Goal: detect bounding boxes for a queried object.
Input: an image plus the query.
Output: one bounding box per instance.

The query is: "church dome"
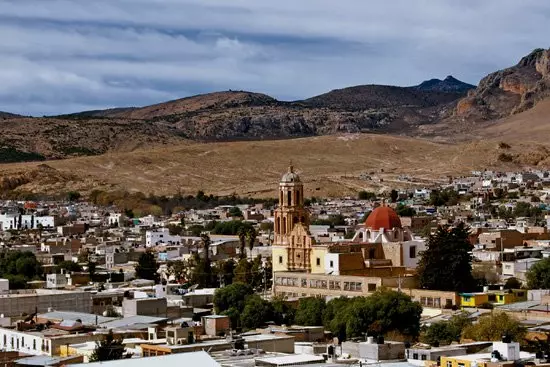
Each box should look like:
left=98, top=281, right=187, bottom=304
left=281, top=165, right=301, bottom=183
left=365, top=205, right=402, bottom=230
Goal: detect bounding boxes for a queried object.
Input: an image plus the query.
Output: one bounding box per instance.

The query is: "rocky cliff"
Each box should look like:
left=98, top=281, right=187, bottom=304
left=455, top=48, right=550, bottom=120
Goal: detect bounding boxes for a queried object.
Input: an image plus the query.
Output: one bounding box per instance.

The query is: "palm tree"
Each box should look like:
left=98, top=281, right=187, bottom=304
left=200, top=233, right=211, bottom=263
left=237, top=227, right=246, bottom=259
left=246, top=228, right=257, bottom=259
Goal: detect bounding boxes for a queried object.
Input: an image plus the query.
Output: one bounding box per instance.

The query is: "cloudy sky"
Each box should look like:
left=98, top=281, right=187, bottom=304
left=1, top=0, right=549, bottom=116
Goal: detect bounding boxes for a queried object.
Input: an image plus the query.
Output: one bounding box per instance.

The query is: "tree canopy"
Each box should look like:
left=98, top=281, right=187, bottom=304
left=213, top=282, right=254, bottom=327
left=89, top=330, right=127, bottom=362
left=462, top=312, right=525, bottom=342
left=295, top=297, right=326, bottom=326
left=240, top=295, right=274, bottom=329
left=211, top=220, right=254, bottom=235
left=395, top=203, right=416, bottom=217
left=0, top=251, right=43, bottom=289
left=134, top=251, right=159, bottom=283
left=526, top=258, right=550, bottom=289
left=422, top=313, right=472, bottom=346
left=417, top=223, right=475, bottom=292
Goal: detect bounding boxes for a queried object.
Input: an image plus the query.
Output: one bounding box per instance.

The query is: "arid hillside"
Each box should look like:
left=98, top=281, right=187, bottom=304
left=0, top=134, right=539, bottom=198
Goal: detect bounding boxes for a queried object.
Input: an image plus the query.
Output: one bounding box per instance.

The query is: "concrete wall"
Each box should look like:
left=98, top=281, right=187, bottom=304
left=122, top=297, right=167, bottom=317
left=0, top=291, right=92, bottom=317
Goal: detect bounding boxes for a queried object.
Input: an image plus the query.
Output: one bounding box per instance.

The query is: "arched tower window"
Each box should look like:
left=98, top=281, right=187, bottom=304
left=279, top=191, right=283, bottom=205
left=276, top=217, right=281, bottom=233
left=296, top=190, right=301, bottom=206
left=283, top=217, right=287, bottom=234
left=287, top=191, right=292, bottom=206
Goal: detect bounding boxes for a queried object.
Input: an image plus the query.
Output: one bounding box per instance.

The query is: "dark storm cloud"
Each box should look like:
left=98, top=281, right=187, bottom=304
left=0, top=0, right=549, bottom=115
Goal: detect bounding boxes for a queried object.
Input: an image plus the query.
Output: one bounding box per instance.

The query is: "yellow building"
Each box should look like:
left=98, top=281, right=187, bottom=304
left=459, top=289, right=527, bottom=308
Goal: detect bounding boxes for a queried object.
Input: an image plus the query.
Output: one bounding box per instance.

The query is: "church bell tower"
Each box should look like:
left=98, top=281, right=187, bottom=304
left=273, top=165, right=309, bottom=246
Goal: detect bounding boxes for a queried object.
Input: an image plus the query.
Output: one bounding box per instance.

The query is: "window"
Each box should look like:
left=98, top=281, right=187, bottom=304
left=316, top=258, right=321, bottom=266
left=368, top=283, right=376, bottom=292
left=368, top=248, right=375, bottom=259
left=447, top=362, right=453, bottom=367
left=33, top=340, right=36, bottom=350
left=329, top=260, right=334, bottom=268
left=488, top=294, right=496, bottom=302
left=463, top=296, right=471, bottom=302
left=287, top=191, right=292, bottom=206
left=409, top=246, right=416, bottom=259
left=458, top=363, right=465, bottom=367
left=421, top=355, right=427, bottom=361
left=413, top=353, right=418, bottom=360
left=279, top=256, right=283, bottom=264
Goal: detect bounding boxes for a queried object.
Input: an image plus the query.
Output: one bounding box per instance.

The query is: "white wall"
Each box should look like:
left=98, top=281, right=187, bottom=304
left=0, top=214, right=55, bottom=230
left=146, top=228, right=182, bottom=247
left=402, top=240, right=426, bottom=269
left=0, top=327, right=49, bottom=356
left=324, top=253, right=340, bottom=275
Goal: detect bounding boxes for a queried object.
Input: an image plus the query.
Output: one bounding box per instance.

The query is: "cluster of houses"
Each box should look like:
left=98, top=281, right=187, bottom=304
left=2, top=167, right=550, bottom=365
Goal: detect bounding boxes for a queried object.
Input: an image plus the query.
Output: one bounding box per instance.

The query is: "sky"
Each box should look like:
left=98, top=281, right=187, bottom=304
left=1, top=0, right=549, bottom=116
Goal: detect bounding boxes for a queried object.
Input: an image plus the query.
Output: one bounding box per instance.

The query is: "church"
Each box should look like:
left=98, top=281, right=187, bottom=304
left=271, top=166, right=435, bottom=302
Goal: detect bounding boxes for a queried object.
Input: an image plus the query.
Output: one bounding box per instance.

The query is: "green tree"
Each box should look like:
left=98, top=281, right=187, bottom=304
left=295, top=297, right=326, bottom=326
left=213, top=282, right=254, bottom=314
left=233, top=258, right=252, bottom=284
left=87, top=261, right=97, bottom=280
left=67, top=191, right=81, bottom=202
left=526, top=258, right=550, bottom=289
left=167, top=224, right=184, bottom=236
left=167, top=260, right=187, bottom=283
left=237, top=227, right=247, bottom=259
left=271, top=296, right=296, bottom=325
left=89, top=330, right=127, bottom=362
left=228, top=207, right=243, bottom=218
left=358, top=191, right=376, bottom=200
left=462, top=312, right=525, bottom=342
left=504, top=277, right=522, bottom=290
left=417, top=223, right=475, bottom=292
left=323, top=290, right=422, bottom=341
left=240, top=295, right=274, bottom=330
left=396, top=204, right=416, bottom=217
left=134, top=251, right=159, bottom=283
left=214, top=259, right=236, bottom=287
left=422, top=313, right=472, bottom=346
left=390, top=189, right=399, bottom=203
left=246, top=228, right=257, bottom=256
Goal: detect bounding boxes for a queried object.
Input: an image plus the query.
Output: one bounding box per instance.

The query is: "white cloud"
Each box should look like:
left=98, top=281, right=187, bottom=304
left=0, top=0, right=549, bottom=115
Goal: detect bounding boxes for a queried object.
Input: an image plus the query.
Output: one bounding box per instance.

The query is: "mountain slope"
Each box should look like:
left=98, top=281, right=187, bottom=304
left=415, top=76, right=475, bottom=93
left=0, top=111, right=21, bottom=119
left=455, top=48, right=550, bottom=120
left=0, top=134, right=515, bottom=197
left=302, top=84, right=463, bottom=110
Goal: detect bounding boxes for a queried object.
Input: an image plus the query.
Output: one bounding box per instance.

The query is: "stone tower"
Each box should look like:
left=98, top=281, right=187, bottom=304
left=273, top=165, right=309, bottom=246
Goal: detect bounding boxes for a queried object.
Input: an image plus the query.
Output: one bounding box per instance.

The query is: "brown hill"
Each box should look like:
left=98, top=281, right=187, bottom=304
left=303, top=84, right=463, bottom=110
left=0, top=134, right=517, bottom=198
left=0, top=111, right=21, bottom=119
left=455, top=48, right=550, bottom=120
left=0, top=116, right=186, bottom=161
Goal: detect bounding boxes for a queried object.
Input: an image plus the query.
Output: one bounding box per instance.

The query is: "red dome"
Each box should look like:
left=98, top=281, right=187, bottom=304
left=365, top=206, right=402, bottom=230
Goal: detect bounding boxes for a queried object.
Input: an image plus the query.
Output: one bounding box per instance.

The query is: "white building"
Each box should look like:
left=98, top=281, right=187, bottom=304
left=108, top=213, right=123, bottom=227
left=145, top=228, right=182, bottom=247
left=0, top=214, right=56, bottom=231
left=46, top=273, right=68, bottom=289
